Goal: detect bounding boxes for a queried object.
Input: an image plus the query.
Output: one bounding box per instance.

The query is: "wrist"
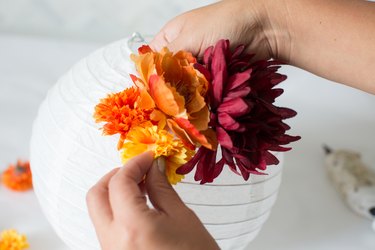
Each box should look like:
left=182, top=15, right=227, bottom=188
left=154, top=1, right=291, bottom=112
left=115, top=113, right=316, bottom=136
left=255, top=0, right=294, bottom=62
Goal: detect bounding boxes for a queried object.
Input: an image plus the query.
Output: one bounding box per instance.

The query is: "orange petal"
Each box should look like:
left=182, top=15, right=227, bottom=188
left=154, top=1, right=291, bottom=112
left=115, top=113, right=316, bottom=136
left=162, top=53, right=183, bottom=85
left=149, top=75, right=185, bottom=116
left=188, top=105, right=210, bottom=131
left=167, top=119, right=195, bottom=150
left=138, top=45, right=153, bottom=54
left=174, top=50, right=197, bottom=65
left=172, top=117, right=213, bottom=150
left=137, top=88, right=155, bottom=109
left=200, top=128, right=218, bottom=150
left=130, top=74, right=146, bottom=90
left=131, top=53, right=155, bottom=85
left=150, top=109, right=167, bottom=129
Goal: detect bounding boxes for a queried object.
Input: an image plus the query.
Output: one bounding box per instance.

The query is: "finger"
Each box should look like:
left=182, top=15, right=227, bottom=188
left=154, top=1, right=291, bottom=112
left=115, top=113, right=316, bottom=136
left=149, top=31, right=169, bottom=51
left=108, top=151, right=154, bottom=221
left=87, top=168, right=119, bottom=231
left=145, top=157, right=187, bottom=216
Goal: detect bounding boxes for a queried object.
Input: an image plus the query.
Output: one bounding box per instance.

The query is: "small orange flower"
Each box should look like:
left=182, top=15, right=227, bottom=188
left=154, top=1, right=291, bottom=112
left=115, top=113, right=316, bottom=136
left=0, top=229, right=29, bottom=250
left=1, top=160, right=32, bottom=192
left=121, top=122, right=195, bottom=184
left=130, top=46, right=217, bottom=150
left=94, top=87, right=155, bottom=149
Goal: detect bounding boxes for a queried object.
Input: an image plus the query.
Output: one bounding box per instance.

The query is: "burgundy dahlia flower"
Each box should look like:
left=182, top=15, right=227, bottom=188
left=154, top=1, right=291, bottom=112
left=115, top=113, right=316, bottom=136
left=177, top=39, right=300, bottom=184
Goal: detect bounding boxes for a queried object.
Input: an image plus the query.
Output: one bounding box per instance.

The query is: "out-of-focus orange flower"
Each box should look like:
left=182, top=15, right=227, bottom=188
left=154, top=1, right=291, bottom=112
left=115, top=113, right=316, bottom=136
left=0, top=229, right=29, bottom=250
left=121, top=122, right=195, bottom=184
left=1, top=160, right=32, bottom=192
left=94, top=87, right=155, bottom=149
left=130, top=46, right=217, bottom=150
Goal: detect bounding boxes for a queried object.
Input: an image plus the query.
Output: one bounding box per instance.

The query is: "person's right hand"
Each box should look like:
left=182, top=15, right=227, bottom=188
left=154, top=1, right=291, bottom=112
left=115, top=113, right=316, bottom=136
left=86, top=152, right=219, bottom=250
left=150, top=0, right=286, bottom=62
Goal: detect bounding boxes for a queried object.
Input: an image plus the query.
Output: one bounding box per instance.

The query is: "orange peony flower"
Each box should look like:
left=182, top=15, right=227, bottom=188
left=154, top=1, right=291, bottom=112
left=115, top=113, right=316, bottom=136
left=94, top=87, right=155, bottom=149
left=1, top=160, right=32, bottom=192
left=130, top=46, right=217, bottom=150
left=0, top=230, right=29, bottom=250
left=121, top=122, right=195, bottom=184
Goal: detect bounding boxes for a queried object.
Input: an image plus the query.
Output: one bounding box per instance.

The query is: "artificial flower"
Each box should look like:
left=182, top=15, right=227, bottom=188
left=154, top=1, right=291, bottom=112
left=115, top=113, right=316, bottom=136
left=130, top=45, right=217, bottom=150
left=0, top=230, right=29, bottom=250
left=1, top=160, right=32, bottom=191
left=94, top=87, right=154, bottom=149
left=121, top=122, right=195, bottom=184
left=178, top=40, right=300, bottom=184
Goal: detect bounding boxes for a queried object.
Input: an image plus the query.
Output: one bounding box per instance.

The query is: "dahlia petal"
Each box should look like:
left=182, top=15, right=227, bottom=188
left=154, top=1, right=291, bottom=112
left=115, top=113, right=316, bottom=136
left=277, top=107, right=298, bottom=119
left=217, top=98, right=251, bottom=118
left=226, top=69, right=252, bottom=91
left=177, top=147, right=205, bottom=175
left=231, top=44, right=245, bottom=59
left=203, top=46, right=213, bottom=68
left=149, top=74, right=185, bottom=116
left=264, top=151, right=280, bottom=165
left=274, top=134, right=302, bottom=144
left=223, top=86, right=251, bottom=101
left=211, top=40, right=228, bottom=106
left=218, top=112, right=241, bottom=131
left=213, top=158, right=225, bottom=179
left=236, top=160, right=250, bottom=180
left=216, top=126, right=233, bottom=149
left=194, top=63, right=211, bottom=82
left=270, top=74, right=287, bottom=85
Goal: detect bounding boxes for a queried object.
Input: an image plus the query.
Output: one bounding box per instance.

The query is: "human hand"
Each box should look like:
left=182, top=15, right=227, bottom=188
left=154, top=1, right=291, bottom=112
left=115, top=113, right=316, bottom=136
left=150, top=0, right=286, bottom=62
left=86, top=151, right=219, bottom=250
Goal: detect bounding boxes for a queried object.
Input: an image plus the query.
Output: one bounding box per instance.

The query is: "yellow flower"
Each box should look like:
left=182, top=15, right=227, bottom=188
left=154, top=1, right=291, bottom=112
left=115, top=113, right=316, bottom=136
left=121, top=123, right=195, bottom=184
left=0, top=230, right=29, bottom=250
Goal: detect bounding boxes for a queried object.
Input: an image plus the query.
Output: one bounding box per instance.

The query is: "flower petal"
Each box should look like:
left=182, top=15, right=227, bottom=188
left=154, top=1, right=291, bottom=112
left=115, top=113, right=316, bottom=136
left=217, top=98, right=251, bottom=118
left=149, top=74, right=185, bottom=116
left=216, top=126, right=233, bottom=149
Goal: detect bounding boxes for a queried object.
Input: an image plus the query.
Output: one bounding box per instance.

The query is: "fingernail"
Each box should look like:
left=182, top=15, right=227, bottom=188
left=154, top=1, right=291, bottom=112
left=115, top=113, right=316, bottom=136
left=156, top=156, right=166, bottom=173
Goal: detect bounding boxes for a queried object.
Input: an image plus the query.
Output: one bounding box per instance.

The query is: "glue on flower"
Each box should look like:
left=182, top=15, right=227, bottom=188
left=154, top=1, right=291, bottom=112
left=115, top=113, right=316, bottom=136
left=0, top=229, right=29, bottom=250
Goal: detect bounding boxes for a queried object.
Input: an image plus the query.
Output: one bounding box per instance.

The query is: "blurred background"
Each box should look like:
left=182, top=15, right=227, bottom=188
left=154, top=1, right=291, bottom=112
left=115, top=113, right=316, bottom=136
left=0, top=0, right=215, bottom=42
left=0, top=1, right=375, bottom=250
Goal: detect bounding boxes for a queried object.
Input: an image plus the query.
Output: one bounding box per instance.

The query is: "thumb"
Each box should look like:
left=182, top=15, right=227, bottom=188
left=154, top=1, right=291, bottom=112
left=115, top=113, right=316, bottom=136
left=145, top=157, right=187, bottom=216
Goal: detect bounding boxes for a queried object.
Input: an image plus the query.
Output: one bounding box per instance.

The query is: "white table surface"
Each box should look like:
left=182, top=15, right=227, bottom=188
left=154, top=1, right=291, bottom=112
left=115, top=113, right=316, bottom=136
left=0, top=33, right=374, bottom=250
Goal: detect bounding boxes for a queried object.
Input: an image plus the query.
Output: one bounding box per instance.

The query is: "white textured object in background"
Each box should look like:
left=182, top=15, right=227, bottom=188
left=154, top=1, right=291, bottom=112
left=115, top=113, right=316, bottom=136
left=30, top=37, right=283, bottom=250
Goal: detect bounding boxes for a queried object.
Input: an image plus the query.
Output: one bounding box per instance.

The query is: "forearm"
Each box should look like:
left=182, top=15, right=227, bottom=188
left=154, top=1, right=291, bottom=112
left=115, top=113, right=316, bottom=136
left=264, top=0, right=375, bottom=94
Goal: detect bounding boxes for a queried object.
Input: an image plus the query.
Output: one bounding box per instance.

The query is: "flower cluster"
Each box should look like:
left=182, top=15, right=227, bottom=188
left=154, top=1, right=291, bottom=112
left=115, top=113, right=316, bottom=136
left=94, top=39, right=300, bottom=184
left=0, top=229, right=29, bottom=250
left=178, top=40, right=300, bottom=183
left=1, top=160, right=33, bottom=191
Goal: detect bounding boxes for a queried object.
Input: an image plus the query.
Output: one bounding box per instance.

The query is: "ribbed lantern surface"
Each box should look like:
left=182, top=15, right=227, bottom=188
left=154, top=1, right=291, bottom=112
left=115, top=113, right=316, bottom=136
left=30, top=37, right=283, bottom=250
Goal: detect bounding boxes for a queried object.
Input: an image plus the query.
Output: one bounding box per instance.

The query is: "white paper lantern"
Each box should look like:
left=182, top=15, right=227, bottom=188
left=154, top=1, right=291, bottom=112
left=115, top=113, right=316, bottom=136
left=30, top=35, right=284, bottom=250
